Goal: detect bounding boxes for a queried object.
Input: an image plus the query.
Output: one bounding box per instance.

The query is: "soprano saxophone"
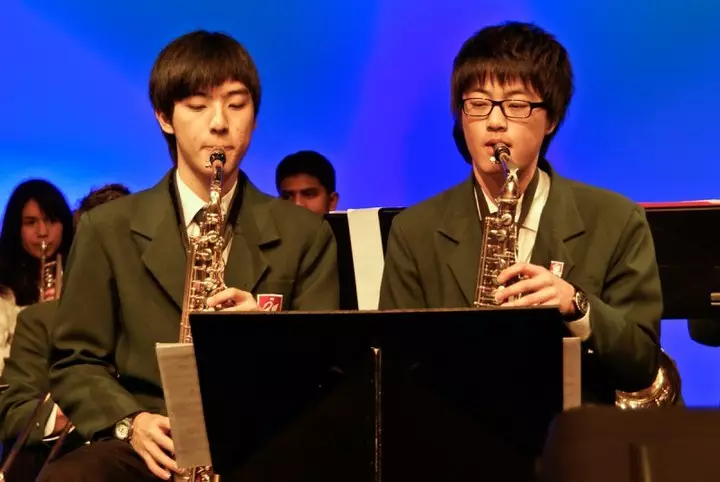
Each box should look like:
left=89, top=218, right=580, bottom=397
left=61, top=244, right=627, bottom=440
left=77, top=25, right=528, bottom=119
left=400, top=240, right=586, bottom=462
left=175, top=149, right=228, bottom=482
left=39, top=240, right=62, bottom=302
left=473, top=143, right=523, bottom=307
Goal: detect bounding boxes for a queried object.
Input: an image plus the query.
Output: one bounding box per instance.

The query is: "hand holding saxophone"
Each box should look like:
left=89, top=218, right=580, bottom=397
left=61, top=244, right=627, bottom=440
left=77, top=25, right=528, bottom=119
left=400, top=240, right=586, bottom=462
left=494, top=262, right=576, bottom=316
left=130, top=412, right=181, bottom=480
left=206, top=287, right=259, bottom=311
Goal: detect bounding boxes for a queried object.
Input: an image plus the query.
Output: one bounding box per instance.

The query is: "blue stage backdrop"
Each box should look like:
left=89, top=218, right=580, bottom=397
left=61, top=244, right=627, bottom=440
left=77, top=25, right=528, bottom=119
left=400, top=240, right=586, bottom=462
left=1, top=0, right=718, bottom=405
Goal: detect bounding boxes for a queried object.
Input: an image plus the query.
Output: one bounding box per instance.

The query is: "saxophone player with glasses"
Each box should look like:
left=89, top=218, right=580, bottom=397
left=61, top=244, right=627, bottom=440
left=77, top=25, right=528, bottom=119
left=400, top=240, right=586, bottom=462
left=0, top=184, right=131, bottom=482
left=379, top=22, right=677, bottom=407
left=39, top=31, right=339, bottom=482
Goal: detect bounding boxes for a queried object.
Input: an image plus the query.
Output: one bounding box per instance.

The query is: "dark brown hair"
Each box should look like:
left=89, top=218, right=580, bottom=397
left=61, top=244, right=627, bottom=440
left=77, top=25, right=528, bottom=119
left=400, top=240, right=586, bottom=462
left=451, top=22, right=573, bottom=157
left=0, top=180, right=74, bottom=306
left=74, top=183, right=131, bottom=227
left=149, top=30, right=262, bottom=164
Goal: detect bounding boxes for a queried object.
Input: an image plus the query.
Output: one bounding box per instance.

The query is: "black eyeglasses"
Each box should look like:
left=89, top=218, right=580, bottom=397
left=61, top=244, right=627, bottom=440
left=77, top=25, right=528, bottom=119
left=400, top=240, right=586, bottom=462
left=461, top=97, right=546, bottom=119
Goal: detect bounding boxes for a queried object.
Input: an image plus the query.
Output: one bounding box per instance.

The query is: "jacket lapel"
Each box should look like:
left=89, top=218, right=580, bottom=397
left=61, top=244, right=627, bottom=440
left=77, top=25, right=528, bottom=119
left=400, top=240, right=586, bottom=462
left=529, top=165, right=585, bottom=281
left=438, top=177, right=481, bottom=306
left=131, top=172, right=188, bottom=309
left=223, top=179, right=279, bottom=293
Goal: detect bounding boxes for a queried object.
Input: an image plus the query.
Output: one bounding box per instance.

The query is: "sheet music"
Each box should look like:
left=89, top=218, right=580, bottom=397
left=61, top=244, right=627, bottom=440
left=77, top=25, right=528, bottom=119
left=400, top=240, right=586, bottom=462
left=346, top=208, right=385, bottom=310
left=155, top=343, right=212, bottom=468
left=562, top=337, right=581, bottom=410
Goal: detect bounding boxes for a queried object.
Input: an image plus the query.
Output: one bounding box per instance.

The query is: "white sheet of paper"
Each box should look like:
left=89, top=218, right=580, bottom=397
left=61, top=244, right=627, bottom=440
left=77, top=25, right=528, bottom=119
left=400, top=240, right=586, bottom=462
left=562, top=337, right=581, bottom=410
left=155, top=342, right=212, bottom=469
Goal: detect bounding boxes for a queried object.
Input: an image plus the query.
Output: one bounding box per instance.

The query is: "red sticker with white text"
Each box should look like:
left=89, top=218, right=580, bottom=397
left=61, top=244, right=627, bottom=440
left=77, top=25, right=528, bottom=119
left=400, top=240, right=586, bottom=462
left=549, top=260, right=564, bottom=278
left=257, top=294, right=283, bottom=312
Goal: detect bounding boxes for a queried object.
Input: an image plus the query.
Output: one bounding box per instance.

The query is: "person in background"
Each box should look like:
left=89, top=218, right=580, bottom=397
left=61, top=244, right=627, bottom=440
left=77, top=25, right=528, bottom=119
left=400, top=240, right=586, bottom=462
left=0, top=180, right=74, bottom=374
left=276, top=150, right=339, bottom=215
left=0, top=183, right=132, bottom=482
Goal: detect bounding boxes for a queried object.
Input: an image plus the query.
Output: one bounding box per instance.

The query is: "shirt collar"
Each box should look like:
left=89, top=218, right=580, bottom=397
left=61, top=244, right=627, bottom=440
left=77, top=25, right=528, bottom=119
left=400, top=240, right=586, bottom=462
left=175, top=170, right=238, bottom=228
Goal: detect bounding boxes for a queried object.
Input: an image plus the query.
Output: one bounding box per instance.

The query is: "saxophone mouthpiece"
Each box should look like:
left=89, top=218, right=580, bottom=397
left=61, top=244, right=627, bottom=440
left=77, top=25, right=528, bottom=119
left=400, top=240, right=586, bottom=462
left=209, top=149, right=226, bottom=165
left=493, top=143, right=511, bottom=164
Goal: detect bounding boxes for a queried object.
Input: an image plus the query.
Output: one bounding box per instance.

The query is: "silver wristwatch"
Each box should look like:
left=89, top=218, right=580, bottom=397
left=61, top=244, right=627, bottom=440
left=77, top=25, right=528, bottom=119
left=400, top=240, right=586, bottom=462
left=113, top=416, right=134, bottom=442
left=572, top=288, right=590, bottom=318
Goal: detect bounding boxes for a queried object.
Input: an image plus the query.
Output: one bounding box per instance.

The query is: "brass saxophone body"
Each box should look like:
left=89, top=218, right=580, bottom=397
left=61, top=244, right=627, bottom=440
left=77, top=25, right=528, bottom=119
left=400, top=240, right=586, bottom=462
left=473, top=143, right=523, bottom=307
left=39, top=241, right=63, bottom=302
left=175, top=149, right=227, bottom=482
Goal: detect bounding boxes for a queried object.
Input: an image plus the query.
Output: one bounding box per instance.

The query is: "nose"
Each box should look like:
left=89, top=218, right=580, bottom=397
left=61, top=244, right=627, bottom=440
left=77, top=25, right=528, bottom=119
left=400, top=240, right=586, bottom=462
left=209, top=104, right=229, bottom=133
left=36, top=220, right=49, bottom=238
left=486, top=103, right=508, bottom=132
left=291, top=195, right=307, bottom=208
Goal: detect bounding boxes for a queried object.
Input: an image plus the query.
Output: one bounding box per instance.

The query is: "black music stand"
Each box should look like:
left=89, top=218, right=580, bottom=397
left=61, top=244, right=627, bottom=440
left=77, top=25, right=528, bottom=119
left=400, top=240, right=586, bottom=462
left=190, top=306, right=566, bottom=482
left=643, top=204, right=720, bottom=319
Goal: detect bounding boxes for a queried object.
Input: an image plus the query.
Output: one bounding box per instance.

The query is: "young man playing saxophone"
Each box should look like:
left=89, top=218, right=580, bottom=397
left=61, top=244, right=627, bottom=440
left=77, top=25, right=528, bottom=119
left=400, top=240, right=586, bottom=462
left=41, top=31, right=339, bottom=482
left=378, top=21, right=663, bottom=404
left=0, top=184, right=131, bottom=482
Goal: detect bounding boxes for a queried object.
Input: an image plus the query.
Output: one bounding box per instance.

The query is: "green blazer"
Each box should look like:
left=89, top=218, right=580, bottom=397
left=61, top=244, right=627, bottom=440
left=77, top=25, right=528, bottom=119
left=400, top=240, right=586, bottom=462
left=378, top=162, right=662, bottom=404
left=0, top=301, right=57, bottom=444
left=48, top=171, right=340, bottom=440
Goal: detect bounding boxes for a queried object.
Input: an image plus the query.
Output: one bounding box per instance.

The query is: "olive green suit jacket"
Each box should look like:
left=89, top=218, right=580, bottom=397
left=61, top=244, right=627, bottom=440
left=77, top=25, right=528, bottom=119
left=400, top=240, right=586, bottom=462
left=0, top=301, right=58, bottom=444
left=48, top=171, right=340, bottom=440
left=378, top=162, right=662, bottom=404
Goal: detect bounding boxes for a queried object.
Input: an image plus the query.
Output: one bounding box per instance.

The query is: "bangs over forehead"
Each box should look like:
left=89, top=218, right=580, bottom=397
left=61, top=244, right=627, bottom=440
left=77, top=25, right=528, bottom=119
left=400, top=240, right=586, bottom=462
left=150, top=31, right=261, bottom=118
left=454, top=57, right=543, bottom=98
left=450, top=22, right=573, bottom=127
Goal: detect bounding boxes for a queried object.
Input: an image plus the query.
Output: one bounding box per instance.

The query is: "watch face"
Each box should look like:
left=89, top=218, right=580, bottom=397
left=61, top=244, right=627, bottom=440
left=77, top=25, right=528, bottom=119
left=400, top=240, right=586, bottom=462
left=575, top=291, right=589, bottom=313
left=115, top=422, right=129, bottom=440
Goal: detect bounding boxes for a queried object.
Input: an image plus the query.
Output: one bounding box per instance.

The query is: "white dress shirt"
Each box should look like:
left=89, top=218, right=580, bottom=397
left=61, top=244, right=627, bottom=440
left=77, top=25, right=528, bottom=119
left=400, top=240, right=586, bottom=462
left=175, top=169, right=238, bottom=263
left=480, top=169, right=592, bottom=340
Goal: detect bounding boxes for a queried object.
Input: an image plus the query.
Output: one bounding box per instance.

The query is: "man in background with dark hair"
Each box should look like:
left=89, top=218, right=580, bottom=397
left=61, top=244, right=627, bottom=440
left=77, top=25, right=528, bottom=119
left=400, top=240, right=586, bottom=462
left=0, top=183, right=131, bottom=482
left=276, top=150, right=339, bottom=215
left=379, top=21, right=663, bottom=405
left=72, top=184, right=131, bottom=227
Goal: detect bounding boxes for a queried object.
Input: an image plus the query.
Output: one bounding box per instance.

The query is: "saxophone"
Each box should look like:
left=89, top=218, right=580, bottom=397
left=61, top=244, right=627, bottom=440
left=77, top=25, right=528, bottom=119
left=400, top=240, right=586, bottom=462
left=615, top=350, right=682, bottom=408
left=473, top=143, right=523, bottom=307
left=39, top=240, right=63, bottom=302
left=175, top=149, right=228, bottom=482
left=471, top=147, right=682, bottom=408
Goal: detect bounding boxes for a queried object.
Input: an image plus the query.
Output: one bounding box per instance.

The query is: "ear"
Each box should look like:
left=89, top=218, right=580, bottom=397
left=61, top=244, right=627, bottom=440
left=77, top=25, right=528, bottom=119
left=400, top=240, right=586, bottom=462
left=328, top=192, right=339, bottom=212
left=155, top=110, right=175, bottom=135
left=545, top=119, right=557, bottom=136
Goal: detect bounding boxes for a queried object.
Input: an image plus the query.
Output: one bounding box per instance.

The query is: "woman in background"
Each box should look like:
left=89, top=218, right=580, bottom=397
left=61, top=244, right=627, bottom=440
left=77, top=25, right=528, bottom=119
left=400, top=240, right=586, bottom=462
left=0, top=180, right=74, bottom=372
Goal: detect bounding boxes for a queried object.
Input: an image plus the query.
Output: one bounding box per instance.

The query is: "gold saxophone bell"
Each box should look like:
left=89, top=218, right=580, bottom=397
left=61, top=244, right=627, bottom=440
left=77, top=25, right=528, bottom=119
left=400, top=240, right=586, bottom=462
left=615, top=349, right=682, bottom=409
